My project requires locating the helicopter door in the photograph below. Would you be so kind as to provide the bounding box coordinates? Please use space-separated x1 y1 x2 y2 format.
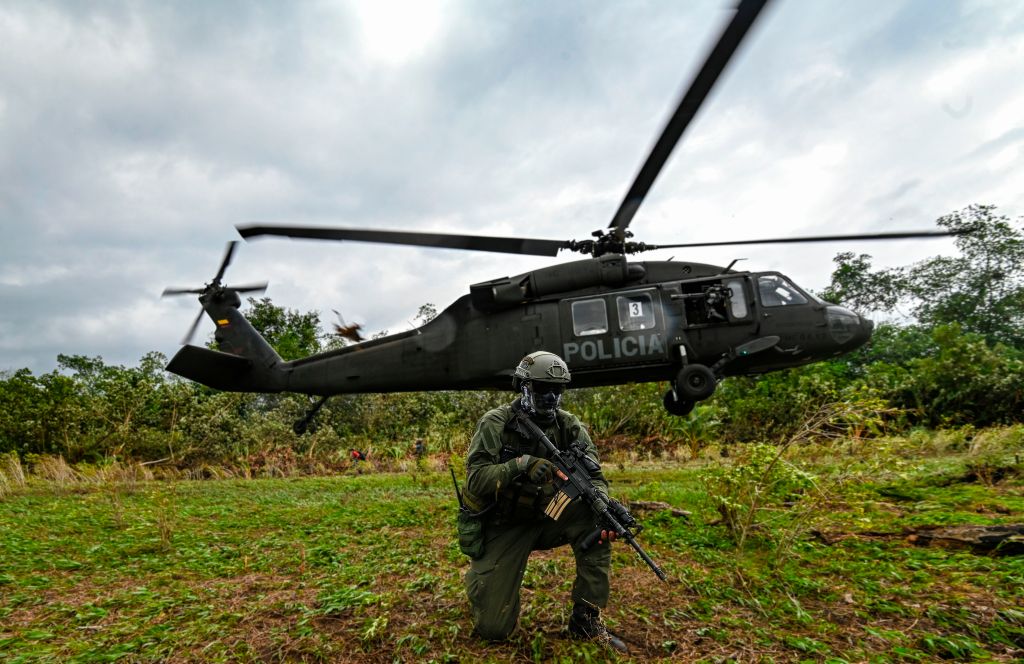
677 277 752 328
754 273 817 346
560 289 667 370
671 276 757 360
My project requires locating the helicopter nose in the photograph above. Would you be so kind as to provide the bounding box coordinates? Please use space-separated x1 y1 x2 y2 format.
826 306 873 348
857 315 875 347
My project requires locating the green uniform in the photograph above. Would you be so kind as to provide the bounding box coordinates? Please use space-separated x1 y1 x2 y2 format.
463 401 611 641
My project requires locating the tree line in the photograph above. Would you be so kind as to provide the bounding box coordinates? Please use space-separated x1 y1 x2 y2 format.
1 205 1020 466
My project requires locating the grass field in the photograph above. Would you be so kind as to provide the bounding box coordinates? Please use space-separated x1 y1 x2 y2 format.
1 441 1023 662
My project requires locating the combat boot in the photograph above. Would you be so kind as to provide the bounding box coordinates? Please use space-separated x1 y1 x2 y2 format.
568 603 628 653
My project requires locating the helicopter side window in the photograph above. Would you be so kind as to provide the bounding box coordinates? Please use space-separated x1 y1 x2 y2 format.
616 294 655 331
571 298 608 336
757 275 808 307
724 278 748 318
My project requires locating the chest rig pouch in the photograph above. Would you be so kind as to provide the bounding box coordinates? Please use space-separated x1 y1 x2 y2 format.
493 407 569 523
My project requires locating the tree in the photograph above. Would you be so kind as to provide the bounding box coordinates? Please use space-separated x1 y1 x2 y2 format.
56 352 175 459
818 252 901 313
241 297 324 360
823 205 1024 347
842 323 936 368
414 303 438 326
0 369 49 455
906 205 1024 346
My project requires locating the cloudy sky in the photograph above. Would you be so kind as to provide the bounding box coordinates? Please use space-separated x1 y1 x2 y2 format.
2 0 1022 374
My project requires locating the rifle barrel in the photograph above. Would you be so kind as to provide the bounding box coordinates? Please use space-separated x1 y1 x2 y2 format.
625 533 668 581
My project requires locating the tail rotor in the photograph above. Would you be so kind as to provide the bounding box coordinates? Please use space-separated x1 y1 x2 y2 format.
161 241 268 344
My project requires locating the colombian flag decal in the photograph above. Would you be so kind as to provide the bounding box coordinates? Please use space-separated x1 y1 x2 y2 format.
217 319 230 326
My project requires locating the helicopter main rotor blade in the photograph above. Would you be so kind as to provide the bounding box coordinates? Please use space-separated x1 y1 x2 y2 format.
227 282 269 295
213 241 239 283
162 287 206 296
181 308 205 346
608 0 770 239
647 229 966 250
237 224 569 257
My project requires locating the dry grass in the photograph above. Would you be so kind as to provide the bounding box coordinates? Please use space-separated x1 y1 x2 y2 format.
32 454 79 489
0 455 186 499
78 460 155 492
2 451 26 487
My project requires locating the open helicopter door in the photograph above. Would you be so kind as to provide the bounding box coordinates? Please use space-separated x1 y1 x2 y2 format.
666 274 759 363
558 288 670 380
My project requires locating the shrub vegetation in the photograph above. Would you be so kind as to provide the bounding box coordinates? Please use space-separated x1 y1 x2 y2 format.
1 206 1021 467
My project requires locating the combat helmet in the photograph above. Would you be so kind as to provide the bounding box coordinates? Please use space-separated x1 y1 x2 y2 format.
514 351 570 422
513 351 571 388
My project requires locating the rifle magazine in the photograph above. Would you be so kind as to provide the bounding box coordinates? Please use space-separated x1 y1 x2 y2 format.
544 489 574 520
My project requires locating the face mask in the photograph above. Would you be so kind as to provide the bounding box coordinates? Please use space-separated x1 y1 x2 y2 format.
522 381 564 421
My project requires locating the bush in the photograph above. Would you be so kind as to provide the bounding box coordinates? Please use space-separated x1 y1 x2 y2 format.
965 425 1024 485
896 325 1024 427
700 442 817 549
0 314 1020 470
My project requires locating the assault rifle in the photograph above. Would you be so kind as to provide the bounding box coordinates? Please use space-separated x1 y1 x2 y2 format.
511 408 667 582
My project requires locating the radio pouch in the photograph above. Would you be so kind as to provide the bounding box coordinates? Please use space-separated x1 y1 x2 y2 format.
456 509 486 559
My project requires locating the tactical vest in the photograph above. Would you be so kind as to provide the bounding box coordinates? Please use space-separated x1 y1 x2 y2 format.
490 405 581 523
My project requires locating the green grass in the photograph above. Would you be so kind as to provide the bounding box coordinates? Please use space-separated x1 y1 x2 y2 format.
1 449 1023 662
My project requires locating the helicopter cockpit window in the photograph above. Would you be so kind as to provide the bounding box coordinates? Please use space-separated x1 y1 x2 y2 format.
757 275 808 307
616 294 655 331
723 278 748 318
571 298 608 336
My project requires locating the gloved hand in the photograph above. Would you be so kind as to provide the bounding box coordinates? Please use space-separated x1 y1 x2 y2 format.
524 456 557 484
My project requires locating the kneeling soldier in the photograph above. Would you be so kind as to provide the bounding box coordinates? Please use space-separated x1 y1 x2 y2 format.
459 351 627 653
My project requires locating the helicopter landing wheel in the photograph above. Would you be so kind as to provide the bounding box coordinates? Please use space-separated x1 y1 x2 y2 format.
676 364 717 401
663 390 695 417
293 419 319 436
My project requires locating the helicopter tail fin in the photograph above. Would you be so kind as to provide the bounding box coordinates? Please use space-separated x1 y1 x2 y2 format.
167 345 261 392
162 242 292 393
166 293 290 392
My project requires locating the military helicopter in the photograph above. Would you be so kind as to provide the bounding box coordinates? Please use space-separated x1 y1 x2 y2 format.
163 0 960 421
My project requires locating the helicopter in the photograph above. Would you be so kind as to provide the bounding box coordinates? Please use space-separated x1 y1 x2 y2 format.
163 0 960 422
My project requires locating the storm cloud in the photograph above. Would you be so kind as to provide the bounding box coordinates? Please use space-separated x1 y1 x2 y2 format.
2 0 1022 373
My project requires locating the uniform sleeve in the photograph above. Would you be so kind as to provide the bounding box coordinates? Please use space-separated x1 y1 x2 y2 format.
465 411 520 500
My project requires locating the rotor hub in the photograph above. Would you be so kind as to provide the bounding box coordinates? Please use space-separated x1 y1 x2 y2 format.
567 229 653 257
